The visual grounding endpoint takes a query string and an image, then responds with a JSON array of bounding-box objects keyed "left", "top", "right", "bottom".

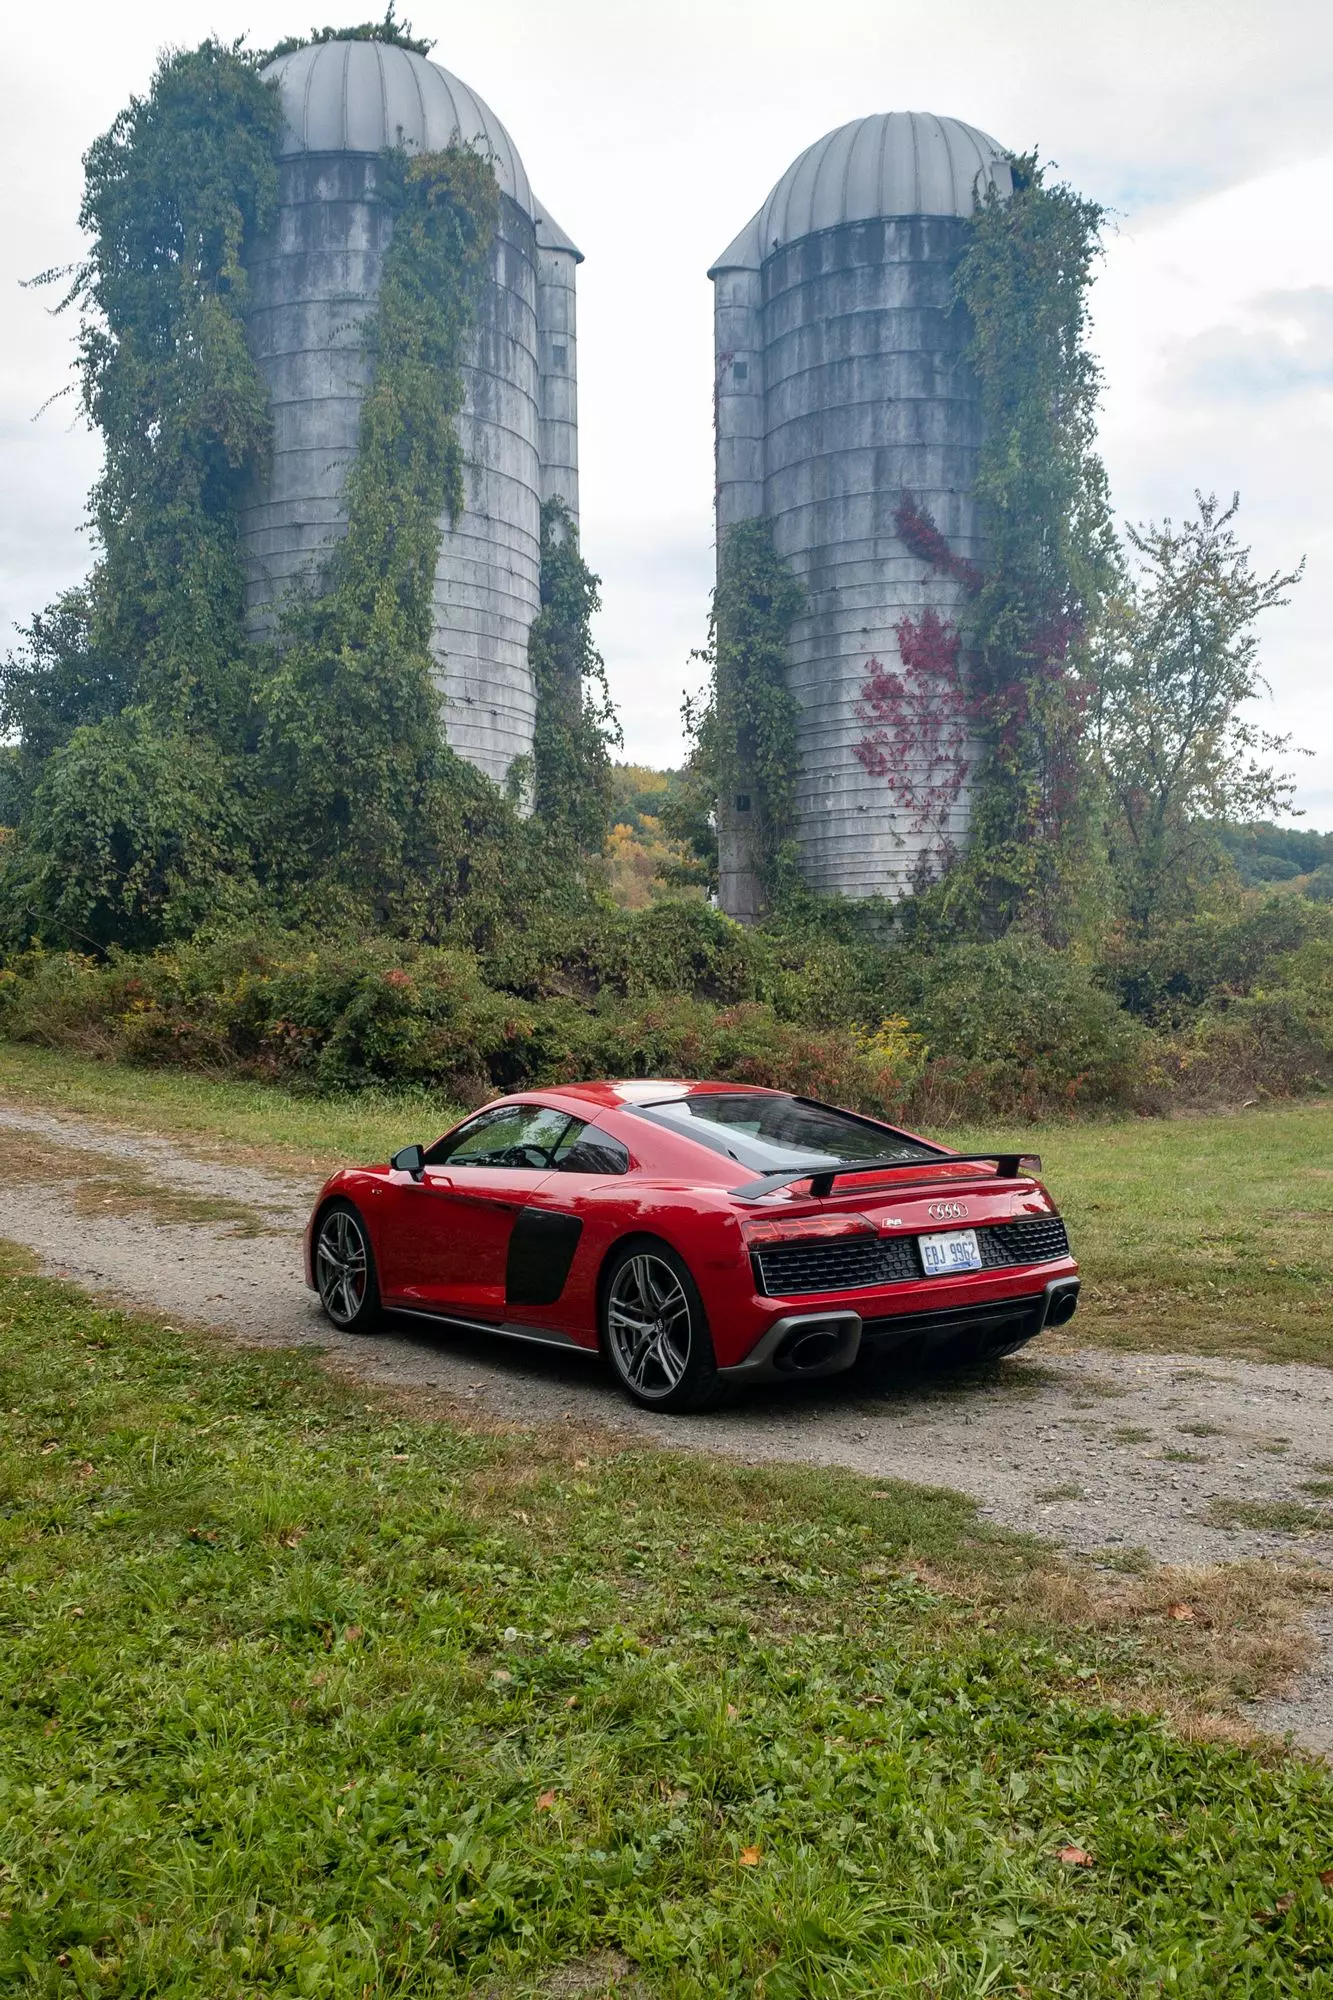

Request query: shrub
[
  {"left": 0, "top": 935, "right": 917, "bottom": 1115},
  {"left": 892, "top": 936, "right": 1148, "bottom": 1114},
  {"left": 1099, "top": 898, "right": 1333, "bottom": 1025},
  {"left": 3, "top": 910, "right": 1327, "bottom": 1124}
]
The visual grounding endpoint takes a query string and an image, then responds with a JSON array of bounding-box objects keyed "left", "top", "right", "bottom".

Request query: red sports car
[{"left": 304, "top": 1081, "right": 1079, "bottom": 1412}]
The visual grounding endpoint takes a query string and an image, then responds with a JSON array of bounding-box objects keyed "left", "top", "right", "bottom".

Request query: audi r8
[{"left": 304, "top": 1080, "right": 1079, "bottom": 1412}]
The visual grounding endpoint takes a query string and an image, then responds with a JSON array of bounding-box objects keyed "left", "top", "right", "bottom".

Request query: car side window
[
  {"left": 426, "top": 1105, "right": 575, "bottom": 1171},
  {"left": 550, "top": 1122, "right": 631, "bottom": 1176}
]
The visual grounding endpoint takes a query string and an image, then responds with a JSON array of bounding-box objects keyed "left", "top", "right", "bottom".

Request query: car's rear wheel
[
  {"left": 314, "top": 1201, "right": 382, "bottom": 1334},
  {"left": 601, "top": 1242, "right": 724, "bottom": 1414}
]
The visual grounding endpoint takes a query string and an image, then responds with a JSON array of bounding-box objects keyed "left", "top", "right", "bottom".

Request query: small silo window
[
  {"left": 735, "top": 794, "right": 751, "bottom": 813},
  {"left": 551, "top": 343, "right": 568, "bottom": 367},
  {"left": 733, "top": 359, "right": 748, "bottom": 381}
]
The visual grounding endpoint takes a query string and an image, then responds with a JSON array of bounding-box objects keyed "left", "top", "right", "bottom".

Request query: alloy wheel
[
  {"left": 316, "top": 1208, "right": 369, "bottom": 1325},
  {"left": 606, "top": 1252, "right": 692, "bottom": 1397}
]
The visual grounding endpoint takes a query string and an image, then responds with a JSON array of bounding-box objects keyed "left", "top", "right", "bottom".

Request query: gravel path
[{"left": 2, "top": 1095, "right": 1331, "bottom": 1751}]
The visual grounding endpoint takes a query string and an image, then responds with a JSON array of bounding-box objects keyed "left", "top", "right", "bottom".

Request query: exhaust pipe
[
  {"left": 783, "top": 1328, "right": 842, "bottom": 1371},
  {"left": 719, "top": 1310, "right": 863, "bottom": 1384},
  {"left": 1044, "top": 1281, "right": 1080, "bottom": 1328}
]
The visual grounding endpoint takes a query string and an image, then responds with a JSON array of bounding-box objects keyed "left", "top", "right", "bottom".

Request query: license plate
[{"left": 919, "top": 1228, "right": 982, "bottom": 1276}]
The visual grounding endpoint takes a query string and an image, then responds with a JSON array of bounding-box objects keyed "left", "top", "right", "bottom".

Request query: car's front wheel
[
  {"left": 600, "top": 1241, "right": 724, "bottom": 1414},
  {"left": 314, "top": 1200, "right": 382, "bottom": 1334}
]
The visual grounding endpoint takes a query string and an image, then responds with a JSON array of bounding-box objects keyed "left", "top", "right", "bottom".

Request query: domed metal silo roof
[
  {"left": 263, "top": 39, "right": 539, "bottom": 218},
  {"left": 710, "top": 111, "right": 1011, "bottom": 272}
]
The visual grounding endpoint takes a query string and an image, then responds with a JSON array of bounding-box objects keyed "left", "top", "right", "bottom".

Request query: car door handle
[{"left": 422, "top": 1174, "right": 519, "bottom": 1212}]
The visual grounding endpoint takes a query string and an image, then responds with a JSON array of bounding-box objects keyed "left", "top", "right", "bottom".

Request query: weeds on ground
[
  {"left": 2, "top": 1249, "right": 1333, "bottom": 1993},
  {"left": 1208, "top": 1497, "right": 1333, "bottom": 1536}
]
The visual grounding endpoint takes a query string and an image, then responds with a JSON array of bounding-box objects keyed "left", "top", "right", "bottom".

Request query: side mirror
[{"left": 391, "top": 1144, "right": 425, "bottom": 1181}]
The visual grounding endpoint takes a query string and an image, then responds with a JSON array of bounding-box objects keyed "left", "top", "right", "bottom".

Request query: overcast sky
[{"left": 4, "top": 0, "right": 1331, "bottom": 821}]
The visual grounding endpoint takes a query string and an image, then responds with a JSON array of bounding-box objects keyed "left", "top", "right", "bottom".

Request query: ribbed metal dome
[
  {"left": 711, "top": 112, "right": 1010, "bottom": 272},
  {"left": 263, "top": 40, "right": 535, "bottom": 216}
]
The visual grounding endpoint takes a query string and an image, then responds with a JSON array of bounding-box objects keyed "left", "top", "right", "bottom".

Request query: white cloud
[{"left": 1092, "top": 155, "right": 1333, "bottom": 820}]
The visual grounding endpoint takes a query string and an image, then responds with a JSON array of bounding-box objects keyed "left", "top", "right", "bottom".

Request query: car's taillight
[{"left": 740, "top": 1213, "right": 878, "bottom": 1246}]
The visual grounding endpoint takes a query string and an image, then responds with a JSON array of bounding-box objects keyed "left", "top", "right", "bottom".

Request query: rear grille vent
[
  {"left": 753, "top": 1236, "right": 920, "bottom": 1297},
  {"left": 978, "top": 1217, "right": 1070, "bottom": 1267},
  {"left": 753, "top": 1216, "right": 1070, "bottom": 1297}
]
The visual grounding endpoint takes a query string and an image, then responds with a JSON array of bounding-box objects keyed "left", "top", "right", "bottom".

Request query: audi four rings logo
[{"left": 928, "top": 1200, "right": 970, "bottom": 1222}]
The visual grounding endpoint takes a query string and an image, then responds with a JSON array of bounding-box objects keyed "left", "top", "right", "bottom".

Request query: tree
[{"left": 1093, "top": 493, "right": 1304, "bottom": 930}]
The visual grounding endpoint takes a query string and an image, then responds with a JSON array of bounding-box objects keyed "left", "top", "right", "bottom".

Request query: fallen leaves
[
  {"left": 1057, "top": 1846, "right": 1094, "bottom": 1868},
  {"left": 739, "top": 1846, "right": 762, "bottom": 1867},
  {"left": 1255, "top": 1872, "right": 1333, "bottom": 1922},
  {"left": 1166, "top": 1602, "right": 1195, "bottom": 1622},
  {"left": 536, "top": 1790, "right": 557, "bottom": 1812}
]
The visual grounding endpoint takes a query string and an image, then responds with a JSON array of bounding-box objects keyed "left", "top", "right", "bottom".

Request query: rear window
[{"left": 629, "top": 1093, "right": 943, "bottom": 1175}]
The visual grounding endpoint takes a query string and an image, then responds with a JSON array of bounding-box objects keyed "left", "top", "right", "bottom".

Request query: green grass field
[
  {"left": 1, "top": 1042, "right": 1330, "bottom": 1367},
  {"left": 954, "top": 1104, "right": 1333, "bottom": 1367},
  {"left": 0, "top": 1041, "right": 461, "bottom": 1179},
  {"left": 2, "top": 1250, "right": 1331, "bottom": 1996}
]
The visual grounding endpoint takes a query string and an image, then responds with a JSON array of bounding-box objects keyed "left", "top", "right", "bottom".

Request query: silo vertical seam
[
  {"left": 339, "top": 41, "right": 351, "bottom": 150},
  {"left": 928, "top": 112, "right": 951, "bottom": 211},
  {"left": 300, "top": 48, "right": 316, "bottom": 148},
  {"left": 405, "top": 39, "right": 427, "bottom": 147},
  {"left": 372, "top": 39, "right": 387, "bottom": 149},
  {"left": 837, "top": 117, "right": 853, "bottom": 223}
]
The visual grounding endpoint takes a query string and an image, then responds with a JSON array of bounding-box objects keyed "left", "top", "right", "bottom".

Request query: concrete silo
[
  {"left": 240, "top": 38, "right": 581, "bottom": 789},
  {"left": 709, "top": 112, "right": 1011, "bottom": 914}
]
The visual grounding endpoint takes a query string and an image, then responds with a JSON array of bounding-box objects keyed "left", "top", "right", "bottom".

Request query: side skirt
[{"left": 389, "top": 1306, "right": 597, "bottom": 1356}]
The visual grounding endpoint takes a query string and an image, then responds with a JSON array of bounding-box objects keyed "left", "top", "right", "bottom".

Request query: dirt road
[{"left": 2, "top": 1092, "right": 1331, "bottom": 1749}]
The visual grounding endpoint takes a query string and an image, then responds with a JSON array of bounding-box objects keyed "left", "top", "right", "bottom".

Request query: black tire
[
  {"left": 313, "top": 1200, "right": 382, "bottom": 1334},
  {"left": 600, "top": 1239, "right": 726, "bottom": 1414}
]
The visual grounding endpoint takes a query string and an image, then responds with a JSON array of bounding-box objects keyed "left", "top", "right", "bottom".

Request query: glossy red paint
[{"left": 303, "top": 1081, "right": 1079, "bottom": 1401}]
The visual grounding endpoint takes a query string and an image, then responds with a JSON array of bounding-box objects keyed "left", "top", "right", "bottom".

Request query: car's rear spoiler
[{"left": 731, "top": 1152, "right": 1042, "bottom": 1203}]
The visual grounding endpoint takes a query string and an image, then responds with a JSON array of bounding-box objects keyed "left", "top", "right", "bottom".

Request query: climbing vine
[
  {"left": 853, "top": 609, "right": 972, "bottom": 845},
  {"left": 528, "top": 499, "right": 620, "bottom": 852},
  {"left": 936, "top": 152, "right": 1119, "bottom": 939},
  {"left": 260, "top": 142, "right": 502, "bottom": 919},
  {"left": 685, "top": 518, "right": 805, "bottom": 910},
  {"left": 261, "top": 7, "right": 433, "bottom": 63}
]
